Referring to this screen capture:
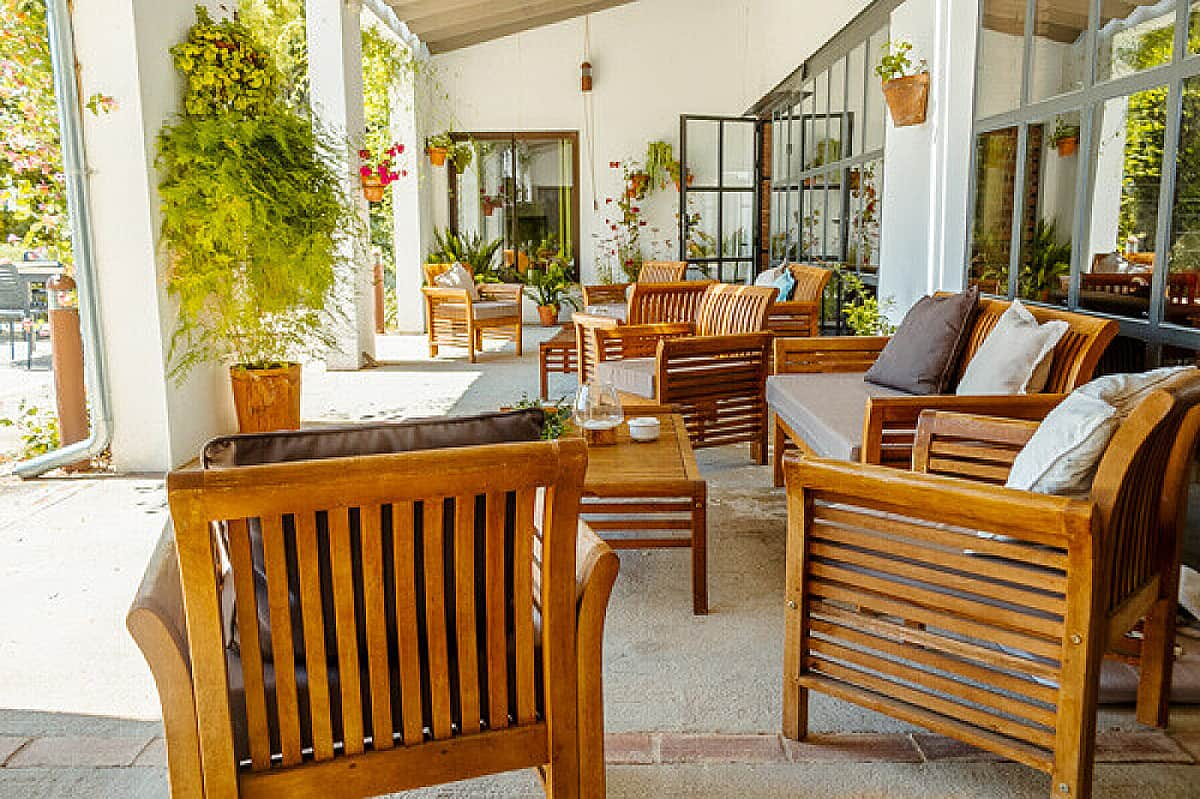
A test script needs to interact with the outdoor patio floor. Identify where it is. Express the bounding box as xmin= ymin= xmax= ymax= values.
xmin=1 ymin=328 xmax=1199 ymax=797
